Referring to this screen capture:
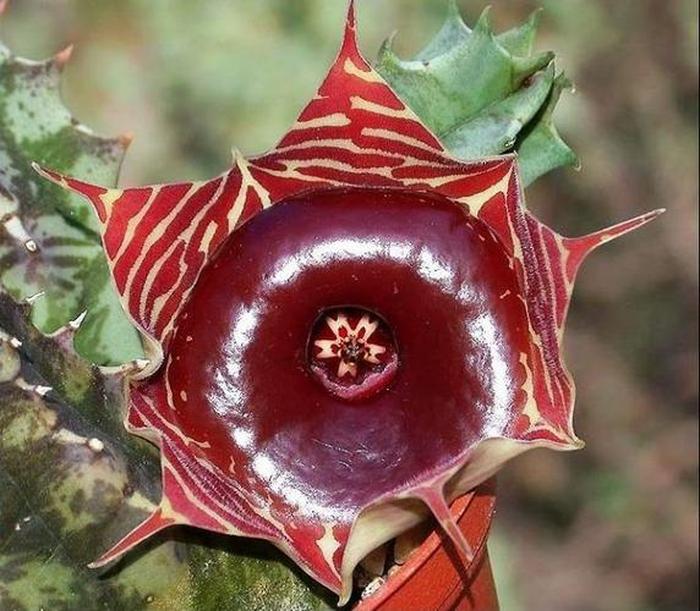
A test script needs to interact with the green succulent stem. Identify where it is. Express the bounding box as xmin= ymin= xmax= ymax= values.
xmin=376 ymin=1 xmax=577 ymax=186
